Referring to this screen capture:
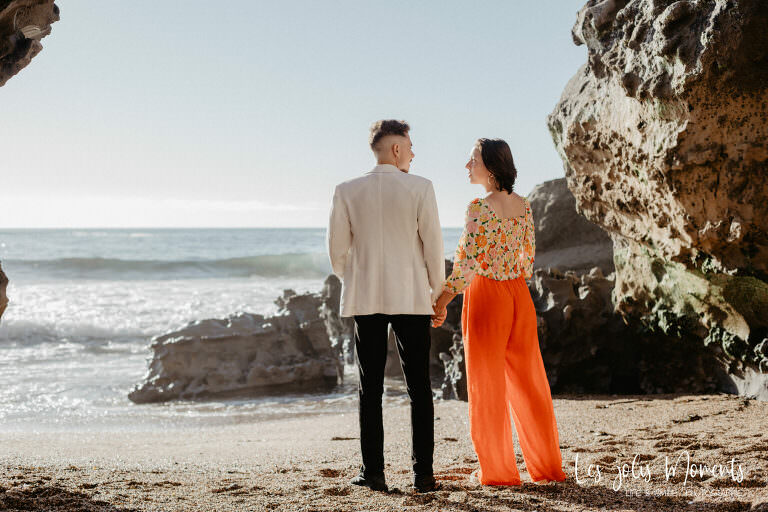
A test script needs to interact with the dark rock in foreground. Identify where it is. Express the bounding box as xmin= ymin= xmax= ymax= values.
xmin=530 ymin=266 xmax=721 ymax=395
